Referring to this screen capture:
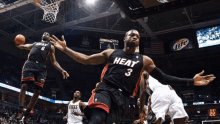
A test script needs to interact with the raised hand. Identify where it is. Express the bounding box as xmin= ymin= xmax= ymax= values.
xmin=50 ymin=35 xmax=67 ymax=51
xmin=62 ymin=70 xmax=69 ymax=79
xmin=193 ymin=70 xmax=216 ymax=86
